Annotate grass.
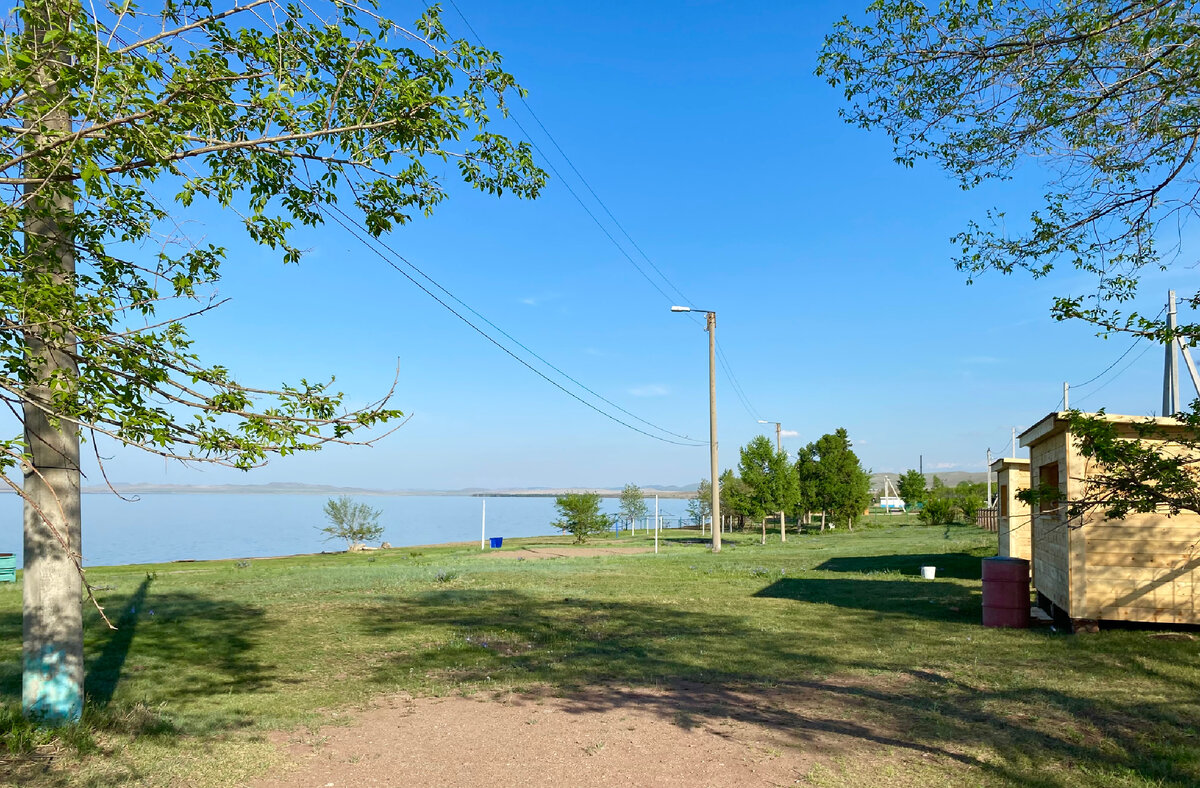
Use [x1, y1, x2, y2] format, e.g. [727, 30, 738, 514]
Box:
[0, 519, 1197, 787]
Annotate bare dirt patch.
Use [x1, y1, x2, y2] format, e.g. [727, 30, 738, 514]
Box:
[252, 680, 978, 788]
[485, 547, 654, 560]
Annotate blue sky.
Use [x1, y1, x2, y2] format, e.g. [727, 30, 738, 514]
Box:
[80, 0, 1194, 489]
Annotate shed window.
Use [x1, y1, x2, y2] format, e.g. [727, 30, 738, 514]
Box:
[999, 484, 1009, 517]
[1038, 462, 1059, 513]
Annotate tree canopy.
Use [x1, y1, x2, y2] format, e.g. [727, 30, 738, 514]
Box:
[553, 492, 612, 544]
[896, 469, 927, 506]
[818, 0, 1200, 518]
[737, 435, 798, 521]
[7, 0, 544, 722]
[618, 483, 649, 526]
[810, 429, 871, 528]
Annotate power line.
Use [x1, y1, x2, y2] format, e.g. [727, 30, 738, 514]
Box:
[1074, 342, 1156, 407]
[441, 0, 764, 422]
[316, 201, 706, 447]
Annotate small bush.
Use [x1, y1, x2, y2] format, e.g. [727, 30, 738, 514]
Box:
[917, 497, 957, 526]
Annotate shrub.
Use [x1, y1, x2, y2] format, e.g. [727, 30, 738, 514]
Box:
[552, 492, 612, 544]
[917, 496, 957, 526]
[319, 496, 384, 550]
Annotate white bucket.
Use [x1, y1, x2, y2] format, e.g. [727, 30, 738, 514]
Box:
[920, 566, 937, 580]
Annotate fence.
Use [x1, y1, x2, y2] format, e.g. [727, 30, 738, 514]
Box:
[977, 506, 998, 532]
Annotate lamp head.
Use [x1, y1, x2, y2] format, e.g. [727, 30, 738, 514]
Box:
[670, 306, 691, 312]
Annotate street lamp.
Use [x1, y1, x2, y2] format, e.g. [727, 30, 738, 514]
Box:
[671, 305, 720, 552]
[758, 419, 782, 452]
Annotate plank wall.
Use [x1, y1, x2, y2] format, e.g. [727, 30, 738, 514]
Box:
[997, 464, 1031, 561]
[1030, 428, 1070, 612]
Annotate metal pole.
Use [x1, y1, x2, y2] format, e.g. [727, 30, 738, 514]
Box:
[481, 499, 486, 550]
[707, 311, 721, 553]
[654, 494, 659, 554]
[1165, 289, 1180, 416]
[775, 422, 781, 452]
[986, 449, 992, 506]
[1012, 427, 1016, 459]
[1063, 381, 1069, 410]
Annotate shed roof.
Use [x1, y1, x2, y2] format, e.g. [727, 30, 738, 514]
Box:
[989, 457, 1030, 472]
[1018, 411, 1187, 449]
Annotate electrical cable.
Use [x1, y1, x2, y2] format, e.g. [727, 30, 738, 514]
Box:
[441, 0, 766, 422]
[315, 202, 707, 447]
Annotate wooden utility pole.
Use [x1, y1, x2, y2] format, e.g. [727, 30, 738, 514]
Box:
[22, 0, 84, 724]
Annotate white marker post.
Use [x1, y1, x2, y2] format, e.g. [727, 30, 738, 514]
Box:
[654, 494, 659, 554]
[481, 499, 486, 550]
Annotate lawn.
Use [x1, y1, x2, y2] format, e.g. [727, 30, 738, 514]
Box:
[1, 520, 1197, 787]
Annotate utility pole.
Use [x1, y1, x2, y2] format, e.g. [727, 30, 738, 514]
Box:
[986, 449, 992, 505]
[1063, 381, 1069, 410]
[1165, 289, 1180, 416]
[707, 310, 720, 552]
[23, 0, 84, 724]
[1012, 427, 1016, 459]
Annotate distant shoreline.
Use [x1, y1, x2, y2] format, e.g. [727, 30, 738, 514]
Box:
[59, 483, 698, 499]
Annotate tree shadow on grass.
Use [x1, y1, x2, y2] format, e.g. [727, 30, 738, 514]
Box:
[815, 551, 987, 580]
[753, 577, 980, 623]
[360, 587, 1200, 788]
[82, 582, 274, 717]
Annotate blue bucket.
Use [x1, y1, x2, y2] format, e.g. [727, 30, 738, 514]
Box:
[489, 537, 503, 549]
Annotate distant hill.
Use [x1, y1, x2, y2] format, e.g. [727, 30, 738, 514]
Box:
[76, 481, 700, 498]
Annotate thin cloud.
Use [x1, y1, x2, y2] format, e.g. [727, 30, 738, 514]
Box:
[628, 384, 669, 397]
[780, 429, 800, 438]
[520, 292, 561, 307]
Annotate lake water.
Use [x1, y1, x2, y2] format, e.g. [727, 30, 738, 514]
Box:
[0, 493, 691, 567]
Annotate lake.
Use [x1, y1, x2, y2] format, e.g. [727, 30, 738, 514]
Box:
[0, 493, 692, 567]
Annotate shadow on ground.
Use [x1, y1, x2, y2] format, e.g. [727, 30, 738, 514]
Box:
[363, 587, 1200, 788]
[815, 551, 987, 580]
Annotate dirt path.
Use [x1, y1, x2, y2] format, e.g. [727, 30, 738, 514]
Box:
[485, 546, 654, 560]
[252, 682, 972, 787]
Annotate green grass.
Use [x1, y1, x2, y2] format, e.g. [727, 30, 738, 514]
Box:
[1, 520, 1198, 787]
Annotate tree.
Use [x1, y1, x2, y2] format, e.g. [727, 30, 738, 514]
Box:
[719, 469, 751, 530]
[811, 429, 872, 530]
[553, 493, 612, 544]
[896, 469, 927, 507]
[738, 436, 799, 543]
[618, 483, 649, 532]
[319, 496, 384, 551]
[6, 0, 543, 722]
[793, 444, 819, 526]
[686, 479, 713, 526]
[818, 1, 1200, 518]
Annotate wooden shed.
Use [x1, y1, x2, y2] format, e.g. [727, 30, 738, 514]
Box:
[1019, 411, 1200, 627]
[989, 457, 1031, 562]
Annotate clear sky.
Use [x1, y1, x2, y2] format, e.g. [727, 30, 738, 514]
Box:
[70, 0, 1196, 490]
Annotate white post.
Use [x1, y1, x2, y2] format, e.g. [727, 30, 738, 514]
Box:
[986, 449, 992, 506]
[654, 494, 659, 554]
[1063, 381, 1069, 410]
[481, 499, 486, 550]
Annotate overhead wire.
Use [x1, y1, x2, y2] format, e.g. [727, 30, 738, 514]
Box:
[314, 198, 707, 447]
[441, 0, 765, 422]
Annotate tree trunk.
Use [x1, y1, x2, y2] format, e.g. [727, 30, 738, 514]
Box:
[779, 511, 786, 542]
[22, 0, 83, 724]
[848, 516, 853, 532]
[761, 517, 766, 545]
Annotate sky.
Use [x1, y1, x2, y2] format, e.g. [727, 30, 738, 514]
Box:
[55, 0, 1199, 490]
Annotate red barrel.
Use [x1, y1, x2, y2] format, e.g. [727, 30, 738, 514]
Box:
[982, 557, 1030, 628]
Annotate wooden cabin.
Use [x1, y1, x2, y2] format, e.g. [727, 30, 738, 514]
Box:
[989, 457, 1031, 562]
[1020, 412, 1200, 627]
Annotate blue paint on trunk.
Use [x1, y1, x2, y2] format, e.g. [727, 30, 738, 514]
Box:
[23, 645, 82, 723]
